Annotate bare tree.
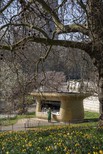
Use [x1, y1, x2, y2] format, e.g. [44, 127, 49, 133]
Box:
[0, 0, 103, 114]
[0, 54, 38, 114]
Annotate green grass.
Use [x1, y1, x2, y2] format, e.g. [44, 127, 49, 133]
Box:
[71, 111, 99, 127]
[17, 112, 36, 119]
[0, 112, 36, 126]
[84, 111, 99, 119]
[0, 116, 17, 126]
[0, 111, 99, 126]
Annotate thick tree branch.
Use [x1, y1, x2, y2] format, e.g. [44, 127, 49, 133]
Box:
[56, 0, 67, 10]
[0, 0, 14, 14]
[35, 0, 63, 30]
[77, 0, 87, 12]
[35, 0, 89, 36]
[57, 24, 89, 35]
[0, 23, 49, 39]
[0, 36, 92, 54]
[0, 44, 12, 50]
[25, 37, 91, 52]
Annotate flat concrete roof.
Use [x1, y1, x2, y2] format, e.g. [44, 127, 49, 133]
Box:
[30, 92, 90, 98]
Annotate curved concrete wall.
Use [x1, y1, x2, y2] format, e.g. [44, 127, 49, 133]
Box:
[59, 97, 84, 122]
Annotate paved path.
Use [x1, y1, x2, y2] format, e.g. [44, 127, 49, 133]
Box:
[0, 118, 66, 131]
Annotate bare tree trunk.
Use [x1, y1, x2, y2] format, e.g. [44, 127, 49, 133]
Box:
[87, 0, 103, 114]
[98, 76, 103, 114]
[21, 93, 27, 114]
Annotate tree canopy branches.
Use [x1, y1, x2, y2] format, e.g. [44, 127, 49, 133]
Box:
[0, 0, 90, 52]
[0, 0, 14, 14]
[0, 0, 103, 63]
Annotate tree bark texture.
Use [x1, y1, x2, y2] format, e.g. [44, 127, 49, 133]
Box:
[87, 0, 103, 113]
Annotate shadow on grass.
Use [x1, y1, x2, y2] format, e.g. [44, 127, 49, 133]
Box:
[83, 118, 99, 122]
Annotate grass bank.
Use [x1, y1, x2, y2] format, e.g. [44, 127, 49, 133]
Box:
[0, 111, 99, 126]
[0, 112, 36, 126]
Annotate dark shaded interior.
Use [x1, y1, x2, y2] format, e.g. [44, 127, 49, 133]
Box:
[41, 100, 60, 112]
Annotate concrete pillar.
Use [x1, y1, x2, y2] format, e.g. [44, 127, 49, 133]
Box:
[36, 98, 41, 112]
[59, 96, 84, 122]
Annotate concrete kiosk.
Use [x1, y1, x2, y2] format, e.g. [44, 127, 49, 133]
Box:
[31, 92, 90, 122]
